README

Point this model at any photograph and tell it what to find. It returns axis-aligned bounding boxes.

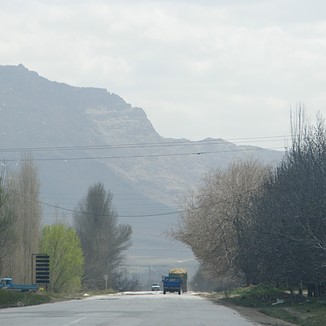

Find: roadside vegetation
[0,289,51,308]
[205,285,326,326]
[0,287,120,309]
[173,109,326,323]
[0,157,133,294]
[73,182,132,290]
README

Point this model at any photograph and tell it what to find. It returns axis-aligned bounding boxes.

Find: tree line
[171,112,326,296]
[0,157,132,293]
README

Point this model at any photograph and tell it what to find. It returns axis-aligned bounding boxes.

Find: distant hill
[0,64,284,273]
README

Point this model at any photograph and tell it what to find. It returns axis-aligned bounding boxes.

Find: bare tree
[171,158,269,284]
[0,169,15,276]
[74,182,132,290]
[6,154,42,283]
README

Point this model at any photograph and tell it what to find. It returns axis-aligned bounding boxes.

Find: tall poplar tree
[0,172,15,276]
[6,154,41,283]
[74,183,132,290]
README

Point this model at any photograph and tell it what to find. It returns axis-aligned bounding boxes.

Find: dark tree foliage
[171,111,326,296]
[74,183,132,290]
[247,115,326,294]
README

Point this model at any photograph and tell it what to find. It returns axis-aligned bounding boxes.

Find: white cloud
[0,0,326,148]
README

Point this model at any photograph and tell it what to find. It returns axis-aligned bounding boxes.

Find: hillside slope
[0,65,284,271]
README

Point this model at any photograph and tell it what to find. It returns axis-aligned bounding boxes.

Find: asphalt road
[0,291,259,326]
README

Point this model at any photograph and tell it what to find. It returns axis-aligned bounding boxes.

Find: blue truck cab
[162,276,182,295]
[0,277,39,292]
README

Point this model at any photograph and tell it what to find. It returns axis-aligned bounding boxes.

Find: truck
[169,268,187,292]
[162,276,182,295]
[0,278,39,292]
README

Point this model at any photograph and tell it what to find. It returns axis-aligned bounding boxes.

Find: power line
[0,145,284,162]
[0,135,287,217]
[0,135,290,153]
[3,186,185,219]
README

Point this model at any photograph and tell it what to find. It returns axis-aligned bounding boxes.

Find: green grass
[218,285,326,326]
[0,289,52,308]
[0,288,118,309]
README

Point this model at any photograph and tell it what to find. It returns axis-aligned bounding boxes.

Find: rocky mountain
[0,64,284,274]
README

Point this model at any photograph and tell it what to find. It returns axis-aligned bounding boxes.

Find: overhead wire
[0,135,287,217]
[2,185,190,219]
[0,145,285,162]
[0,134,290,153]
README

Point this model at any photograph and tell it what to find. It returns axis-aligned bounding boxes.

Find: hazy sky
[1,0,326,149]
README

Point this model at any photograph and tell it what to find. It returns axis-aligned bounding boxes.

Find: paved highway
[0,291,259,325]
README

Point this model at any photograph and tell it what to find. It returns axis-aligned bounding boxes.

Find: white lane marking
[64,317,87,325]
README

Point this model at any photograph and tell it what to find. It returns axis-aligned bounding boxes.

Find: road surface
[0,291,260,325]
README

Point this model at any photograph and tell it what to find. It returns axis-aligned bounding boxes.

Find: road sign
[35,254,50,284]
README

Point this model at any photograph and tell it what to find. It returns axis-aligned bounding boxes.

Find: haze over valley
[0,64,284,274]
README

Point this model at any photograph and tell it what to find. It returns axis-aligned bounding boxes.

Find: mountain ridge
[0,65,284,272]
